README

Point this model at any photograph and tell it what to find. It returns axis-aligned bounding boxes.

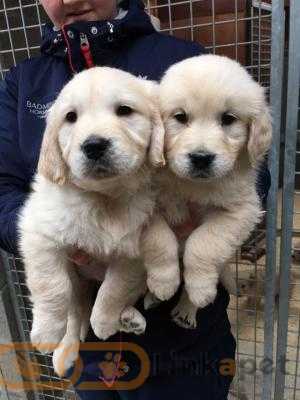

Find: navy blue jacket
[0,0,269,356]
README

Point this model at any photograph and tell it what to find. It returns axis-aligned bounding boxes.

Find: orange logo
[0,342,150,391]
[98,352,130,387]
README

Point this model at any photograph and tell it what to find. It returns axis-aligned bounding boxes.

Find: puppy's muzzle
[188,151,215,177]
[81,136,111,162]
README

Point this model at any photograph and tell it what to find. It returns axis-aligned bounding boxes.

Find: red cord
[80,42,95,68]
[61,25,76,74]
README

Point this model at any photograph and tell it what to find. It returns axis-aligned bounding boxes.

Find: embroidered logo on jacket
[26,100,53,119]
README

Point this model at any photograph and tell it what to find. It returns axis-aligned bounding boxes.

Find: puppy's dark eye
[116,105,133,116]
[221,112,237,126]
[65,111,77,123]
[174,111,188,124]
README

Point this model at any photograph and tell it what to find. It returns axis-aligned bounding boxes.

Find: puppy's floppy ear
[149,107,166,168]
[37,105,68,185]
[142,80,166,167]
[247,107,272,166]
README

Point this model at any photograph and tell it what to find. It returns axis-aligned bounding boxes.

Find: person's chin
[64,11,97,25]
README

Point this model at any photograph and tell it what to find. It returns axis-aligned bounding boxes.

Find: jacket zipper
[107,22,114,42]
[80,33,95,68]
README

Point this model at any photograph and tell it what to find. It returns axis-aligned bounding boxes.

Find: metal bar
[292,317,300,400]
[0,46,45,53]
[262,1,285,399]
[167,0,173,35]
[2,0,17,65]
[250,5,255,77]
[34,0,43,37]
[257,1,262,84]
[189,0,193,41]
[253,240,259,399]
[0,24,45,32]
[0,58,4,79]
[234,0,238,61]
[253,7,263,397]
[211,0,215,53]
[274,1,300,398]
[0,4,39,12]
[17,0,30,58]
[233,252,240,399]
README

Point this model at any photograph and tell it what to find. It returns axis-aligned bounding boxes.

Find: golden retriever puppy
[152,54,272,328]
[18,67,179,375]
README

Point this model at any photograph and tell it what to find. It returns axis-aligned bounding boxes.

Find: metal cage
[0,1,299,399]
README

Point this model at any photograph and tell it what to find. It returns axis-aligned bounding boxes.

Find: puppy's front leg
[141,215,180,301]
[184,204,261,308]
[52,279,93,377]
[90,258,147,340]
[22,238,75,353]
[52,307,81,377]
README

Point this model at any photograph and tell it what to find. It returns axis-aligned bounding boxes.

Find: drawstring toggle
[80,33,95,68]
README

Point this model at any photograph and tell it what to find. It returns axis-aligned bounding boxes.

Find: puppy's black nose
[81,136,111,161]
[188,152,215,170]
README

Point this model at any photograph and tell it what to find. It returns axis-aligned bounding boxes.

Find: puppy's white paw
[52,340,80,377]
[171,290,197,329]
[185,277,218,308]
[144,292,161,310]
[147,266,180,301]
[120,306,146,335]
[91,313,119,340]
[171,304,197,329]
[92,321,119,341]
[31,320,66,354]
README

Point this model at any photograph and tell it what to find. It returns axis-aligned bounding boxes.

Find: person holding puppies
[0,0,270,399]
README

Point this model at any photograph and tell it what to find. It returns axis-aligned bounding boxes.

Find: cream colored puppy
[152,54,272,328]
[18,67,179,375]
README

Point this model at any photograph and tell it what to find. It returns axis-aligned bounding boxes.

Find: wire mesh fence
[1,253,76,400]
[0,1,299,400]
[0,0,46,77]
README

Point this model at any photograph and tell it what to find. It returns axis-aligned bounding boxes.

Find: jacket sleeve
[0,67,30,256]
[256,160,271,208]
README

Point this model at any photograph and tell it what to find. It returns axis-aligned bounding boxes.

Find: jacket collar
[40,0,156,73]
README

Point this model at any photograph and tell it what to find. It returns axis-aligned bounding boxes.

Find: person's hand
[67,248,92,266]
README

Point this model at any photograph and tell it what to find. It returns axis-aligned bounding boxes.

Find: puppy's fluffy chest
[155,169,257,227]
[20,175,155,259]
